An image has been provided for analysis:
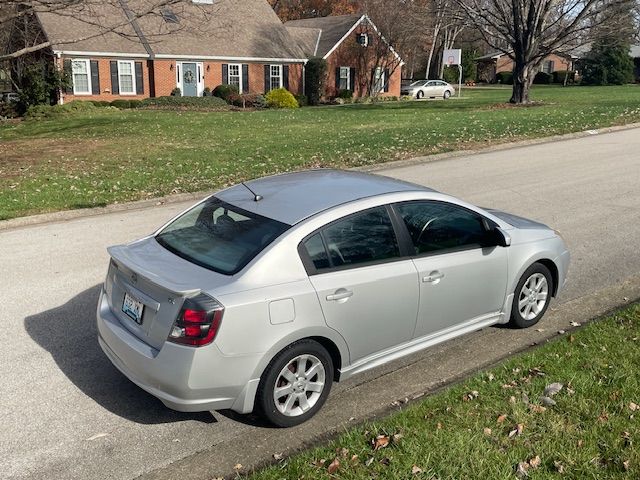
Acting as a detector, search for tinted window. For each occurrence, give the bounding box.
[396,201,489,254]
[302,233,330,270]
[320,207,400,269]
[156,198,289,275]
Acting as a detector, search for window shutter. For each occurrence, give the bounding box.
[90,60,100,95]
[264,65,271,92]
[350,67,356,91]
[242,64,249,94]
[335,67,341,91]
[222,64,228,85]
[283,65,289,91]
[110,61,119,95]
[135,62,144,95]
[549,60,555,72]
[384,69,390,92]
[63,59,73,94]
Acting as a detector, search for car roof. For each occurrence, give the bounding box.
[215,169,434,225]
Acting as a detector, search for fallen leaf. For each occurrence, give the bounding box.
[412,465,423,475]
[372,435,390,450]
[327,458,340,474]
[365,457,375,467]
[508,424,525,438]
[558,330,566,335]
[233,463,243,471]
[392,433,404,443]
[272,453,284,461]
[509,396,517,404]
[487,373,495,381]
[529,404,547,413]
[622,431,632,447]
[351,454,359,462]
[436,422,443,430]
[623,460,630,471]
[540,396,557,407]
[554,460,565,473]
[497,414,507,424]
[483,427,492,435]
[516,461,529,478]
[568,334,575,343]
[379,457,391,466]
[570,321,581,327]
[577,439,584,448]
[598,412,609,423]
[629,402,639,412]
[528,455,541,468]
[544,383,564,396]
[339,447,349,458]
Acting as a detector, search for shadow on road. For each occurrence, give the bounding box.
[24,284,215,425]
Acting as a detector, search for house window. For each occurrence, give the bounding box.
[72,59,91,95]
[357,33,369,47]
[374,67,385,93]
[270,65,282,90]
[542,60,555,74]
[228,63,242,92]
[339,67,350,90]
[118,60,136,95]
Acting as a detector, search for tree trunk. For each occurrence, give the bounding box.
[510,61,534,104]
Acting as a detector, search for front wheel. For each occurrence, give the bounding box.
[509,263,553,328]
[416,90,424,99]
[256,339,334,427]
[443,90,451,99]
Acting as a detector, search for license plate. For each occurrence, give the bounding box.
[122,292,144,325]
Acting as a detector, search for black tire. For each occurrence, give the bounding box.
[256,339,334,427]
[443,90,451,99]
[509,263,554,329]
[416,90,424,99]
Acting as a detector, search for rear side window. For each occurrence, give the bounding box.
[395,201,490,254]
[156,198,289,275]
[302,206,400,272]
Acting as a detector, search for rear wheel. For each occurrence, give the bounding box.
[443,90,451,99]
[256,339,333,427]
[509,263,553,328]
[416,90,424,99]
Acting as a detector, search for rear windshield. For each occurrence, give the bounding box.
[155,197,289,275]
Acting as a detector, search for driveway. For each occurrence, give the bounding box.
[1,128,639,479]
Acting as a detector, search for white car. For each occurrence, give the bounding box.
[402,80,455,99]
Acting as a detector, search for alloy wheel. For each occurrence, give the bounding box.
[518,273,549,321]
[273,354,326,417]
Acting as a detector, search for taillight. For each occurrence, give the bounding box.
[168,294,224,347]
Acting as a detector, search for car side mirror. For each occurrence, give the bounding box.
[493,227,511,247]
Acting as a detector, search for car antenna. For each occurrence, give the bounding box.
[242,182,263,202]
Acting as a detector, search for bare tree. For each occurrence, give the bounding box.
[454,0,633,103]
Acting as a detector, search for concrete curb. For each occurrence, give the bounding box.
[2,122,639,232]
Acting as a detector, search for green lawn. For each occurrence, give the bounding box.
[1,85,640,220]
[249,304,640,480]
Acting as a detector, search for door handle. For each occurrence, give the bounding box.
[423,271,445,283]
[326,289,354,301]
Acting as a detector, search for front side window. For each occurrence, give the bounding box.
[395,201,491,255]
[72,59,91,94]
[228,64,241,92]
[270,65,282,90]
[156,198,289,275]
[303,207,400,272]
[374,67,385,93]
[118,61,136,95]
[339,66,350,90]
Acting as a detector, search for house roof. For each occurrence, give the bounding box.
[285,14,363,58]
[285,26,322,58]
[37,0,308,61]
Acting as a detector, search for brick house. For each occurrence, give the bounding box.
[476,51,574,83]
[285,15,404,98]
[31,0,308,102]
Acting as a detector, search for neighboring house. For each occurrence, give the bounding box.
[476,51,574,83]
[26,0,307,102]
[285,14,404,97]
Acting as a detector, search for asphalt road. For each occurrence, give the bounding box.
[1,128,640,480]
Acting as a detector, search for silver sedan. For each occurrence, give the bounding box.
[402,80,456,99]
[97,170,569,427]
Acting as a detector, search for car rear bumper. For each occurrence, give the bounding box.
[96,288,262,413]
